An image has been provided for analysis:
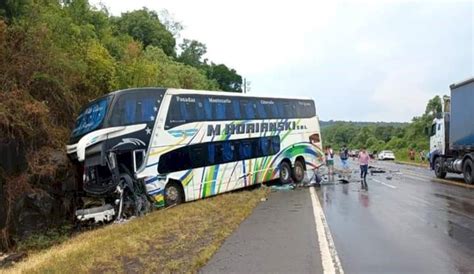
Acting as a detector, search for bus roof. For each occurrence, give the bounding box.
[167,88,314,101]
[105,87,314,101]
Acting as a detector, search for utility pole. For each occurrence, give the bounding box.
[243,78,251,94]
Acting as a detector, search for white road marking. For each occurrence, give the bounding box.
[309,187,344,274]
[371,178,397,189]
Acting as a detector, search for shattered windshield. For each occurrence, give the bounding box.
[71,97,109,138]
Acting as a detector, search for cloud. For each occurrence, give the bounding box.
[370,68,433,121]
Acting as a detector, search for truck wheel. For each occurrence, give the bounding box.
[279,161,292,184]
[434,157,447,179]
[292,160,305,183]
[165,182,184,206]
[463,159,474,184]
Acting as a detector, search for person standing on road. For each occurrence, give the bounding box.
[325,146,335,180]
[340,145,349,169]
[358,147,371,190]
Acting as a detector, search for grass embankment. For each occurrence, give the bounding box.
[394,160,429,168]
[393,151,429,168]
[2,187,267,273]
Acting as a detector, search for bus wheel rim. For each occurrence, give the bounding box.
[296,166,303,178]
[167,187,178,201]
[282,168,289,180]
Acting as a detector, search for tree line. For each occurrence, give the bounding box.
[321,96,443,160]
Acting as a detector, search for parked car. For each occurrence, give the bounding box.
[378,150,396,160]
[349,150,359,157]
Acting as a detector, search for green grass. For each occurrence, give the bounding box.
[14,225,73,253]
[2,187,268,274]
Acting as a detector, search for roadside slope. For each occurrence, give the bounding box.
[2,188,267,273]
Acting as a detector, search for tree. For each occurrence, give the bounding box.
[177,39,207,67]
[205,63,242,92]
[115,8,176,57]
[425,95,442,116]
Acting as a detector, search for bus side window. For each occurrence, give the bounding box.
[216,102,226,120]
[222,142,234,162]
[260,138,271,155]
[271,136,280,154]
[307,100,316,117]
[203,98,212,119]
[194,98,205,121]
[241,100,256,119]
[256,102,267,119]
[158,146,192,174]
[190,145,206,168]
[296,101,306,118]
[266,102,279,119]
[208,143,216,164]
[290,101,298,117]
[239,141,252,160]
[180,101,197,122]
[232,99,241,119]
[253,138,263,157]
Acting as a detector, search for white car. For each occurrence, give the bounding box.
[378,150,395,160]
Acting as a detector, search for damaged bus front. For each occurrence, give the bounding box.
[67,88,165,223]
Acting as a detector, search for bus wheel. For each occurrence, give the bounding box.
[434,157,446,179]
[279,161,292,184]
[165,182,184,206]
[463,159,474,184]
[292,160,305,183]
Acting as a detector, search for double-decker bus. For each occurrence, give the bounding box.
[67,88,324,223]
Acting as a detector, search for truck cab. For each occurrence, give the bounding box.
[428,78,474,184]
[429,117,446,157]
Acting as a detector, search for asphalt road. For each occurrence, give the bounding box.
[202,159,474,274]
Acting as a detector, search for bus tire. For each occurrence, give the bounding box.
[463,159,474,184]
[292,160,305,183]
[434,157,446,179]
[279,161,292,184]
[165,181,184,206]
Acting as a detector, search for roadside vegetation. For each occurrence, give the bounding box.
[1,187,267,273]
[0,0,242,250]
[322,96,444,162]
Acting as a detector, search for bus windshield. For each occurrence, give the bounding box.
[108,89,165,127]
[71,97,109,139]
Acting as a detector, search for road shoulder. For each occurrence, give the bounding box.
[201,187,323,274]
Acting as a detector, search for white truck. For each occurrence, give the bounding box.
[429,77,474,184]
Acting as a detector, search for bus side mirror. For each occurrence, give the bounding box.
[309,133,320,144]
[424,127,429,136]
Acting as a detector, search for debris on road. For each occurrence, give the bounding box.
[369,166,386,174]
[271,184,296,191]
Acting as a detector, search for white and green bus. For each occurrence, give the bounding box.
[67,88,324,222]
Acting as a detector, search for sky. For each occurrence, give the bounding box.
[90,0,473,122]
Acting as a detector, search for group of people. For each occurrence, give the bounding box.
[409,148,429,162]
[324,145,370,190]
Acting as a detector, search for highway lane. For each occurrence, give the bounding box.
[203,159,474,273]
[320,159,474,273]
